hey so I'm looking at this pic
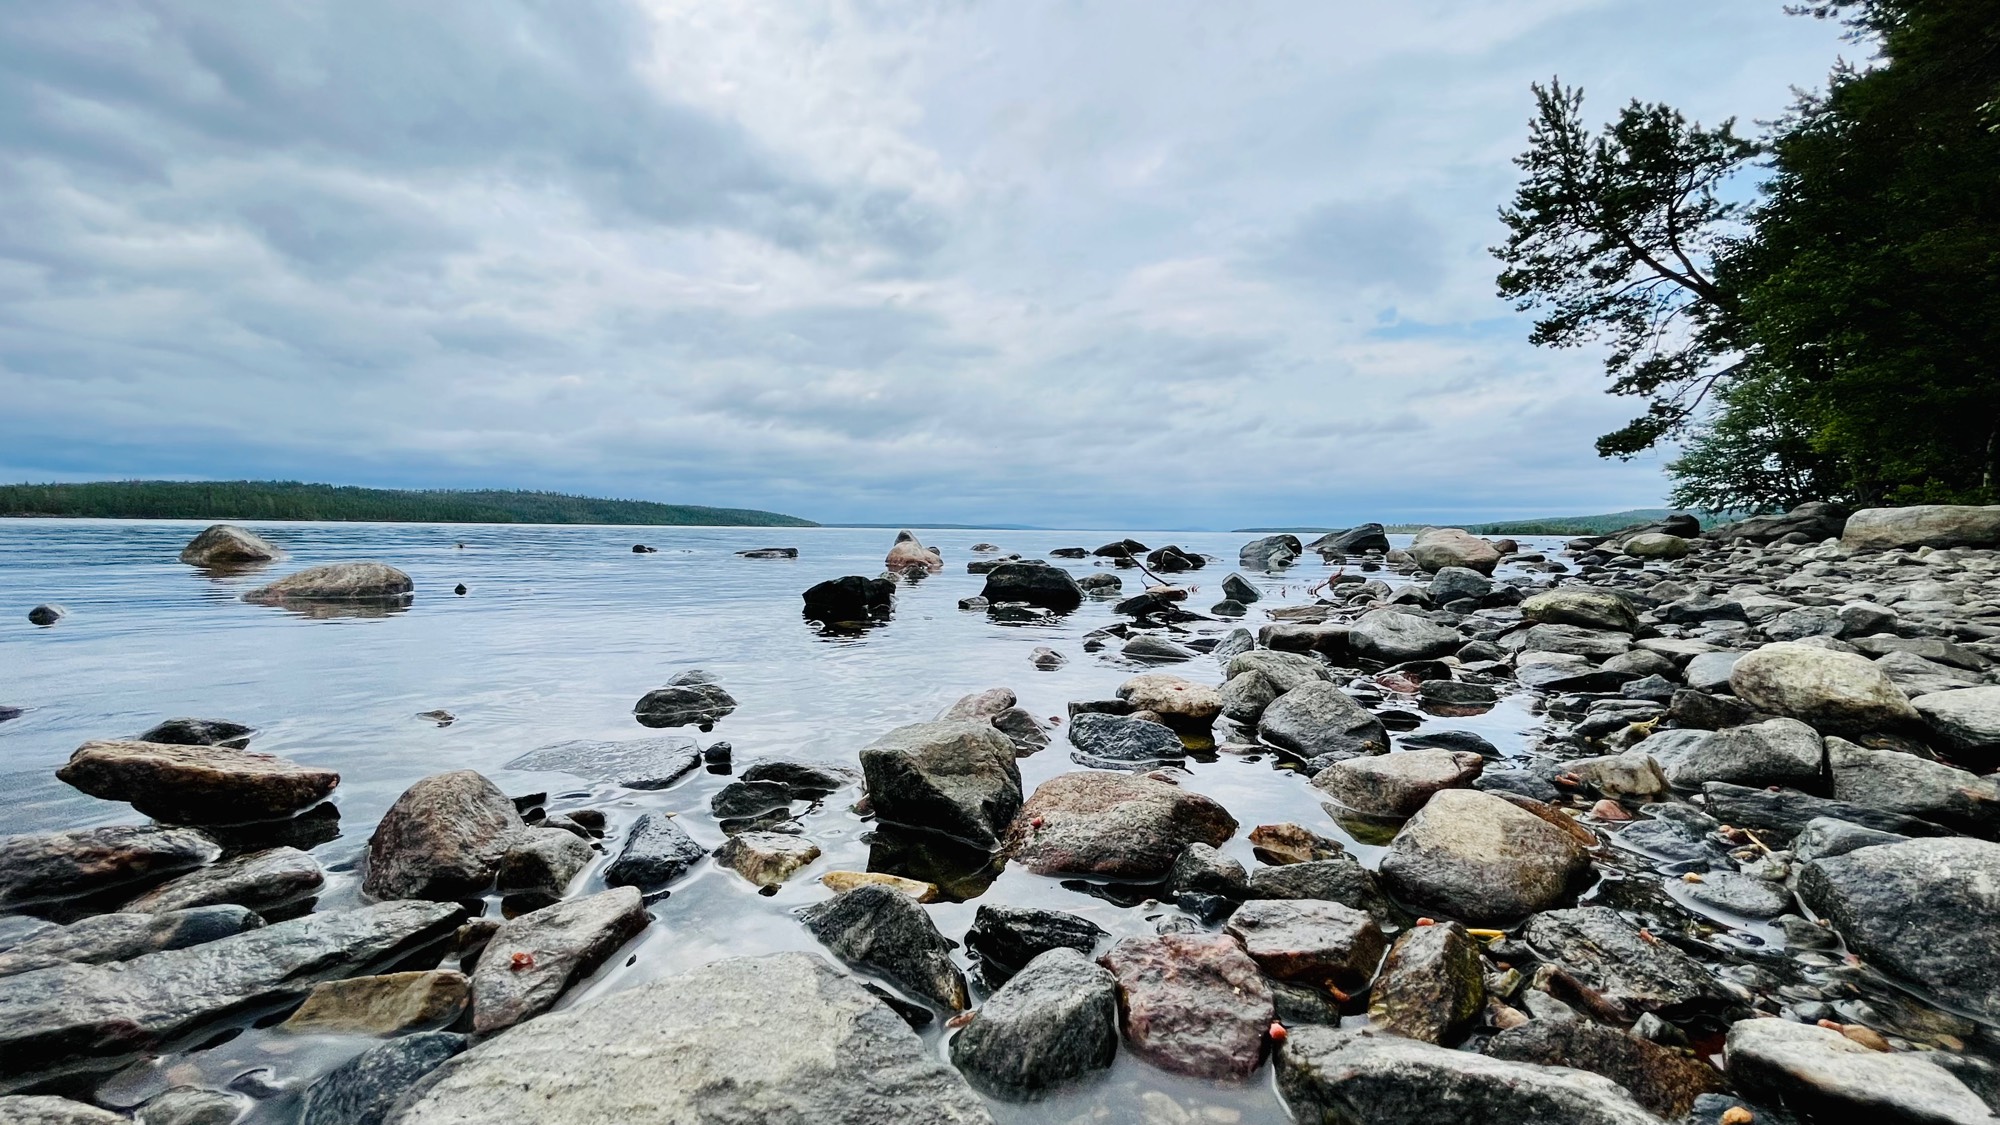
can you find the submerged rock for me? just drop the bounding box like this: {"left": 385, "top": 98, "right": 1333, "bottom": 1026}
{"left": 603, "top": 813, "right": 707, "bottom": 892}
{"left": 632, "top": 671, "right": 737, "bottom": 730}
{"left": 179, "top": 524, "right": 281, "bottom": 567}
{"left": 243, "top": 562, "right": 413, "bottom": 604}
{"left": 122, "top": 846, "right": 324, "bottom": 914}
{"left": 470, "top": 887, "right": 650, "bottom": 1034}
{"left": 0, "top": 826, "right": 219, "bottom": 909}
{"left": 364, "top": 771, "right": 524, "bottom": 901}
{"left": 134, "top": 718, "right": 254, "bottom": 749}
{"left": 949, "top": 948, "right": 1118, "bottom": 1097}
{"left": 0, "top": 900, "right": 462, "bottom": 1085}
{"left": 383, "top": 953, "right": 994, "bottom": 1125}
{"left": 1101, "top": 932, "right": 1273, "bottom": 1081}
{"left": 1276, "top": 1027, "right": 1660, "bottom": 1125}
{"left": 57, "top": 741, "right": 339, "bottom": 825}
{"left": 861, "top": 721, "right": 1022, "bottom": 849}
{"left": 1006, "top": 771, "right": 1237, "bottom": 879}
{"left": 799, "top": 883, "right": 969, "bottom": 1010}
{"left": 282, "top": 970, "right": 470, "bottom": 1036}
{"left": 714, "top": 832, "right": 821, "bottom": 887}
{"left": 1378, "top": 790, "right": 1592, "bottom": 923}
{"left": 504, "top": 736, "right": 700, "bottom": 790}
{"left": 301, "top": 1032, "right": 467, "bottom": 1125}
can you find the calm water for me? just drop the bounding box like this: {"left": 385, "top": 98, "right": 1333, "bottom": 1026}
{"left": 0, "top": 519, "right": 1565, "bottom": 1123}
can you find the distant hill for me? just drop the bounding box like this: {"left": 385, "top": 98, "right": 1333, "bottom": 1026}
{"left": 0, "top": 481, "right": 817, "bottom": 527}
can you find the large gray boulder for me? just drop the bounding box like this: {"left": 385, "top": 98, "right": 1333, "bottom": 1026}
{"left": 1520, "top": 588, "right": 1638, "bottom": 633}
{"left": 1729, "top": 642, "right": 1921, "bottom": 735}
{"left": 860, "top": 721, "right": 1022, "bottom": 849}
{"left": 0, "top": 826, "right": 218, "bottom": 909}
{"left": 1725, "top": 1017, "right": 1998, "bottom": 1123}
{"left": 1006, "top": 772, "right": 1236, "bottom": 879}
{"left": 1258, "top": 682, "right": 1390, "bottom": 759}
{"left": 1276, "top": 1027, "right": 1662, "bottom": 1125}
{"left": 1643, "top": 718, "right": 1824, "bottom": 790}
{"left": 1378, "top": 790, "right": 1592, "bottom": 923}
{"left": 363, "top": 771, "right": 524, "bottom": 901}
{"left": 1841, "top": 504, "right": 2000, "bottom": 550}
{"left": 1827, "top": 736, "right": 2000, "bottom": 838}
{"left": 1797, "top": 837, "right": 2000, "bottom": 1023}
{"left": 243, "top": 562, "right": 413, "bottom": 604}
{"left": 1912, "top": 686, "right": 2000, "bottom": 760}
{"left": 1312, "top": 524, "right": 1390, "bottom": 554}
{"left": 56, "top": 741, "right": 339, "bottom": 825}
{"left": 1348, "top": 611, "right": 1465, "bottom": 663}
{"left": 384, "top": 953, "right": 995, "bottom": 1125}
{"left": 0, "top": 901, "right": 461, "bottom": 1086}
{"left": 178, "top": 524, "right": 280, "bottom": 567}
{"left": 948, "top": 948, "right": 1116, "bottom": 1097}
{"left": 1407, "top": 529, "right": 1501, "bottom": 575}
{"left": 1239, "top": 534, "right": 1302, "bottom": 570}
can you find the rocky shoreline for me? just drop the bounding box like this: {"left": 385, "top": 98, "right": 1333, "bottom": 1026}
{"left": 5, "top": 508, "right": 2000, "bottom": 1124}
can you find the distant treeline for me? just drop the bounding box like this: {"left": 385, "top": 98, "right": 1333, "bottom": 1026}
{"left": 1461, "top": 509, "right": 1729, "bottom": 536}
{"left": 0, "top": 481, "right": 818, "bottom": 527}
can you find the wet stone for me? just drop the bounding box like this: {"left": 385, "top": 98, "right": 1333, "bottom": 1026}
{"left": 1367, "top": 921, "right": 1485, "bottom": 1044}
{"left": 949, "top": 947, "right": 1118, "bottom": 1098}
{"left": 57, "top": 741, "right": 339, "bottom": 825}
{"left": 603, "top": 813, "right": 707, "bottom": 892}
{"left": 714, "top": 831, "right": 820, "bottom": 887}
{"left": 963, "top": 904, "right": 1106, "bottom": 985}
{"left": 123, "top": 846, "right": 323, "bottom": 915}
{"left": 799, "top": 883, "right": 969, "bottom": 1010}
{"left": 1223, "top": 898, "right": 1385, "bottom": 988}
{"left": 0, "top": 906, "right": 263, "bottom": 977}
{"left": 1067, "top": 712, "right": 1186, "bottom": 767}
{"left": 1006, "top": 771, "right": 1237, "bottom": 880}
{"left": 282, "top": 970, "right": 470, "bottom": 1036}
{"left": 1487, "top": 1018, "right": 1727, "bottom": 1119}
{"left": 632, "top": 670, "right": 737, "bottom": 729}
{"left": 504, "top": 736, "right": 701, "bottom": 790}
{"left": 364, "top": 771, "right": 524, "bottom": 901}
{"left": 1101, "top": 932, "right": 1274, "bottom": 1081}
{"left": 300, "top": 1032, "right": 467, "bottom": 1125}
{"left": 1520, "top": 906, "right": 1728, "bottom": 1020}
{"left": 470, "top": 887, "right": 650, "bottom": 1034}
{"left": 0, "top": 826, "right": 220, "bottom": 909}
{"left": 134, "top": 718, "right": 254, "bottom": 749}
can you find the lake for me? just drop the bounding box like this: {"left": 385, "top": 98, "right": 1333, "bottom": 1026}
{"left": 0, "top": 519, "right": 1563, "bottom": 1123}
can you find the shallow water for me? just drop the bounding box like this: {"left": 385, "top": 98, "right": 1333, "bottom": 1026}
{"left": 2, "top": 519, "right": 1570, "bottom": 1121}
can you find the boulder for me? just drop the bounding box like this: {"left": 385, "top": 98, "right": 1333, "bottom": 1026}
{"left": 0, "top": 826, "right": 218, "bottom": 909}
{"left": 1276, "top": 1027, "right": 1662, "bottom": 1125}
{"left": 1428, "top": 566, "right": 1493, "bottom": 605}
{"left": 1239, "top": 534, "right": 1302, "bottom": 570}
{"left": 1312, "top": 749, "right": 1483, "bottom": 816}
{"left": 134, "top": 718, "right": 254, "bottom": 748}
{"left": 363, "top": 771, "right": 524, "bottom": 901}
{"left": 178, "top": 524, "right": 280, "bottom": 567}
{"left": 799, "top": 883, "right": 968, "bottom": 1010}
{"left": 801, "top": 575, "right": 895, "bottom": 622}
{"left": 1710, "top": 502, "right": 1847, "bottom": 544}
{"left": 632, "top": 671, "right": 736, "bottom": 729}
{"left": 504, "top": 736, "right": 700, "bottom": 790}
{"left": 1221, "top": 573, "right": 1261, "bottom": 603}
{"left": 1094, "top": 539, "right": 1148, "bottom": 558}
{"left": 1101, "top": 932, "right": 1272, "bottom": 1080}
{"left": 603, "top": 813, "right": 707, "bottom": 892}
{"left": 1145, "top": 545, "right": 1204, "bottom": 572}
{"left": 1117, "top": 673, "right": 1222, "bottom": 727}
{"left": 282, "top": 970, "right": 470, "bottom": 1036}
{"left": 1725, "top": 1017, "right": 1996, "bottom": 1123}
{"left": 0, "top": 1097, "right": 126, "bottom": 1124}
{"left": 470, "top": 887, "right": 650, "bottom": 1033}
{"left": 884, "top": 530, "right": 944, "bottom": 573}
{"left": 1348, "top": 611, "right": 1465, "bottom": 663}
{"left": 26, "top": 604, "right": 66, "bottom": 626}
{"left": 243, "top": 562, "right": 413, "bottom": 604}
{"left": 949, "top": 948, "right": 1117, "bottom": 1097}
{"left": 1827, "top": 737, "right": 2000, "bottom": 838}
{"left": 1312, "top": 524, "right": 1391, "bottom": 554}
{"left": 1248, "top": 823, "right": 1347, "bottom": 865}
{"left": 860, "top": 722, "right": 1022, "bottom": 849}
{"left": 714, "top": 832, "right": 821, "bottom": 887}
{"left": 1520, "top": 588, "right": 1639, "bottom": 633}
{"left": 1407, "top": 528, "right": 1501, "bottom": 575}
{"left": 1489, "top": 1019, "right": 1726, "bottom": 1119}
{"left": 1520, "top": 906, "right": 1728, "bottom": 1019}
{"left": 494, "top": 830, "right": 594, "bottom": 897}
{"left": 122, "top": 846, "right": 323, "bottom": 914}
{"left": 1841, "top": 504, "right": 2000, "bottom": 550}
{"left": 1912, "top": 686, "right": 2000, "bottom": 760}
{"left": 979, "top": 561, "right": 1083, "bottom": 611}
{"left": 1257, "top": 682, "right": 1390, "bottom": 759}
{"left": 1622, "top": 533, "right": 1691, "bottom": 559}
{"left": 1121, "top": 634, "right": 1196, "bottom": 663}
{"left": 963, "top": 905, "right": 1106, "bottom": 984}
{"left": 1797, "top": 836, "right": 2000, "bottom": 1022}
{"left": 1702, "top": 781, "right": 1954, "bottom": 842}
{"left": 1224, "top": 899, "right": 1385, "bottom": 988}
{"left": 56, "top": 741, "right": 338, "bottom": 825}
{"left": 1643, "top": 718, "right": 1824, "bottom": 790}
{"left": 1246, "top": 855, "right": 1398, "bottom": 924}
{"left": 1378, "top": 790, "right": 1592, "bottom": 923}
{"left": 1006, "top": 772, "right": 1236, "bottom": 879}
{"left": 1729, "top": 642, "right": 1922, "bottom": 735}
{"left": 1067, "top": 713, "right": 1185, "bottom": 767}
{"left": 0, "top": 901, "right": 462, "bottom": 1085}
{"left": 1564, "top": 751, "right": 1670, "bottom": 803}
{"left": 300, "top": 1032, "right": 467, "bottom": 1125}
{"left": 0, "top": 907, "right": 263, "bottom": 977}
{"left": 1367, "top": 921, "right": 1484, "bottom": 1043}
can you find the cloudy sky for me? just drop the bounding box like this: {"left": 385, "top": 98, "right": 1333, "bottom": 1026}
{"left": 1, "top": 2, "right": 1853, "bottom": 528}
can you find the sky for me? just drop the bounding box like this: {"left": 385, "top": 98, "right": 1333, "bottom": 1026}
{"left": 0, "top": 1, "right": 1857, "bottom": 529}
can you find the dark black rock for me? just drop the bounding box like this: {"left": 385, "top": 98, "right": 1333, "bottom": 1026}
{"left": 963, "top": 904, "right": 1106, "bottom": 984}
{"left": 739, "top": 759, "right": 860, "bottom": 795}
{"left": 28, "top": 604, "right": 66, "bottom": 626}
{"left": 949, "top": 948, "right": 1117, "bottom": 1098}
{"left": 1401, "top": 729, "right": 1499, "bottom": 757}
{"left": 1519, "top": 906, "right": 1730, "bottom": 1020}
{"left": 1700, "top": 782, "right": 1952, "bottom": 843}
{"left": 604, "top": 814, "right": 707, "bottom": 892}
{"left": 1049, "top": 547, "right": 1089, "bottom": 559}
{"left": 737, "top": 547, "right": 798, "bottom": 559}
{"left": 709, "top": 780, "right": 797, "bottom": 819}
{"left": 1246, "top": 855, "right": 1399, "bottom": 927}
{"left": 300, "top": 1031, "right": 467, "bottom": 1125}
{"left": 633, "top": 671, "right": 736, "bottom": 730}
{"left": 798, "top": 883, "right": 968, "bottom": 1010}
{"left": 135, "top": 719, "right": 255, "bottom": 749}
{"left": 0, "top": 825, "right": 220, "bottom": 910}
{"left": 801, "top": 575, "right": 896, "bottom": 624}
{"left": 1310, "top": 524, "right": 1391, "bottom": 555}
{"left": 1067, "top": 712, "right": 1185, "bottom": 767}
{"left": 1093, "top": 539, "right": 1148, "bottom": 558}
{"left": 977, "top": 561, "right": 1083, "bottom": 612}
{"left": 1473, "top": 770, "right": 1563, "bottom": 803}
{"left": 1145, "top": 545, "right": 1203, "bottom": 572}
{"left": 505, "top": 737, "right": 701, "bottom": 791}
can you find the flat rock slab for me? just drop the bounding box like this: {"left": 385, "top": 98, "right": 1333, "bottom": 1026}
{"left": 1378, "top": 789, "right": 1592, "bottom": 924}
{"left": 122, "top": 846, "right": 323, "bottom": 914}
{"left": 1006, "top": 771, "right": 1237, "bottom": 880}
{"left": 1797, "top": 836, "right": 2000, "bottom": 1023}
{"left": 504, "top": 737, "right": 700, "bottom": 791}
{"left": 800, "top": 883, "right": 969, "bottom": 1010}
{"left": 0, "top": 826, "right": 219, "bottom": 909}
{"left": 0, "top": 1096, "right": 127, "bottom": 1124}
{"left": 283, "top": 970, "right": 470, "bottom": 1036}
{"left": 301, "top": 1032, "right": 467, "bottom": 1125}
{"left": 1224, "top": 899, "right": 1384, "bottom": 988}
{"left": 1487, "top": 1018, "right": 1726, "bottom": 1118}
{"left": 386, "top": 953, "right": 995, "bottom": 1125}
{"left": 949, "top": 947, "right": 1117, "bottom": 1097}
{"left": 1277, "top": 1027, "right": 1660, "bottom": 1125}
{"left": 364, "top": 771, "right": 523, "bottom": 901}
{"left": 1101, "top": 932, "right": 1273, "bottom": 1081}
{"left": 1725, "top": 1017, "right": 1996, "bottom": 1123}
{"left": 0, "top": 900, "right": 462, "bottom": 1087}
{"left": 603, "top": 813, "right": 706, "bottom": 891}
{"left": 0, "top": 907, "right": 261, "bottom": 977}
{"left": 57, "top": 741, "right": 339, "bottom": 825}
{"left": 1313, "top": 749, "right": 1484, "bottom": 816}
{"left": 470, "top": 887, "right": 649, "bottom": 1034}
{"left": 963, "top": 905, "right": 1106, "bottom": 984}
{"left": 1067, "top": 713, "right": 1186, "bottom": 767}
{"left": 1520, "top": 906, "right": 1727, "bottom": 1020}
{"left": 714, "top": 831, "right": 820, "bottom": 887}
